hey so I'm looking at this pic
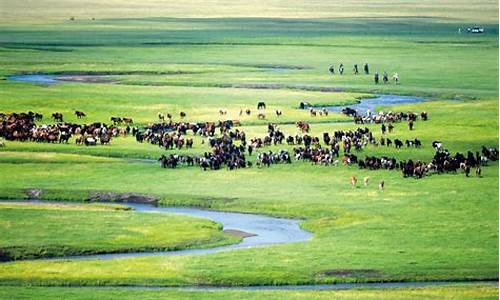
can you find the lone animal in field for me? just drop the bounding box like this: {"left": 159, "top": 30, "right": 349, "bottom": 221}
{"left": 363, "top": 177, "right": 369, "bottom": 187}
{"left": 296, "top": 121, "right": 310, "bottom": 133}
{"left": 257, "top": 101, "right": 266, "bottom": 110}
{"left": 51, "top": 112, "right": 63, "bottom": 122}
{"left": 74, "top": 110, "right": 86, "bottom": 119}
{"left": 350, "top": 176, "right": 357, "bottom": 188}
{"left": 180, "top": 111, "right": 186, "bottom": 119}
{"left": 379, "top": 180, "right": 385, "bottom": 191}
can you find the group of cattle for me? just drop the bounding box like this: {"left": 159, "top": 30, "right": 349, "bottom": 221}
{"left": 400, "top": 146, "right": 498, "bottom": 179}
{"left": 342, "top": 109, "right": 428, "bottom": 125}
{"left": 0, "top": 111, "right": 131, "bottom": 146}
{"left": 159, "top": 134, "right": 250, "bottom": 170}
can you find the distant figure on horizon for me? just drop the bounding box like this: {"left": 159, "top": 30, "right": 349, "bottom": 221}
{"left": 328, "top": 65, "right": 335, "bottom": 74}
{"left": 393, "top": 73, "right": 399, "bottom": 84}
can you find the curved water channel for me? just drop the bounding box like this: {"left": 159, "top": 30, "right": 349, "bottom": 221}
{"left": 7, "top": 74, "right": 427, "bottom": 113}
{"left": 1, "top": 202, "right": 497, "bottom": 290}
{"left": 3, "top": 200, "right": 312, "bottom": 260}
{"left": 320, "top": 94, "right": 427, "bottom": 114}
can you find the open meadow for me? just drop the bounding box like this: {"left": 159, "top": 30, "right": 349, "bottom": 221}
{"left": 0, "top": 0, "right": 498, "bottom": 299}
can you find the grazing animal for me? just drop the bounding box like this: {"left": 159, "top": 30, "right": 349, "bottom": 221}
{"left": 299, "top": 102, "right": 311, "bottom": 109}
{"left": 257, "top": 101, "right": 266, "bottom": 110}
{"left": 363, "top": 177, "right": 369, "bottom": 187}
{"left": 75, "top": 135, "right": 84, "bottom": 145}
{"left": 51, "top": 112, "right": 63, "bottom": 122}
{"left": 74, "top": 110, "right": 86, "bottom": 119}
{"left": 100, "top": 133, "right": 111, "bottom": 145}
{"left": 111, "top": 116, "right": 122, "bottom": 124}
{"left": 350, "top": 176, "right": 358, "bottom": 188}
{"left": 379, "top": 180, "right": 385, "bottom": 191}
{"left": 342, "top": 107, "right": 357, "bottom": 117}
{"left": 296, "top": 121, "right": 310, "bottom": 133}
{"left": 432, "top": 141, "right": 443, "bottom": 151}
{"left": 84, "top": 137, "right": 97, "bottom": 146}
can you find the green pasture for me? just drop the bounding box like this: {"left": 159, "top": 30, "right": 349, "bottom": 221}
{"left": 0, "top": 2, "right": 498, "bottom": 299}
{"left": 0, "top": 98, "right": 497, "bottom": 286}
{"left": 0, "top": 202, "right": 237, "bottom": 260}
{"left": 0, "top": 284, "right": 498, "bottom": 300}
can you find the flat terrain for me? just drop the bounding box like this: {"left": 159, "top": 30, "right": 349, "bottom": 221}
{"left": 0, "top": 0, "right": 498, "bottom": 299}
{"left": 0, "top": 284, "right": 498, "bottom": 300}
{"left": 0, "top": 202, "right": 237, "bottom": 260}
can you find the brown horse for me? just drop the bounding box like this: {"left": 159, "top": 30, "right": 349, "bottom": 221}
{"left": 296, "top": 121, "right": 310, "bottom": 133}
{"left": 74, "top": 111, "right": 86, "bottom": 119}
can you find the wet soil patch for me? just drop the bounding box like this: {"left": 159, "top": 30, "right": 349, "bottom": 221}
{"left": 88, "top": 192, "right": 158, "bottom": 204}
{"left": 317, "top": 269, "right": 383, "bottom": 278}
{"left": 223, "top": 229, "right": 257, "bottom": 238}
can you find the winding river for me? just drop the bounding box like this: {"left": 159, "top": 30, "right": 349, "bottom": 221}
{"left": 0, "top": 200, "right": 496, "bottom": 290}
{"left": 321, "top": 94, "right": 427, "bottom": 114}
{"left": 2, "top": 200, "right": 312, "bottom": 260}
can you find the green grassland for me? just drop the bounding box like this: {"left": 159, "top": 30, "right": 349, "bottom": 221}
{"left": 0, "top": 0, "right": 498, "bottom": 22}
{"left": 0, "top": 284, "right": 498, "bottom": 300}
{"left": 0, "top": 202, "right": 238, "bottom": 260}
{"left": 0, "top": 1, "right": 498, "bottom": 299}
{"left": 0, "top": 98, "right": 496, "bottom": 286}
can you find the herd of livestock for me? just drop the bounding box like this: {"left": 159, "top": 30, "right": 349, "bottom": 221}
{"left": 0, "top": 107, "right": 497, "bottom": 180}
